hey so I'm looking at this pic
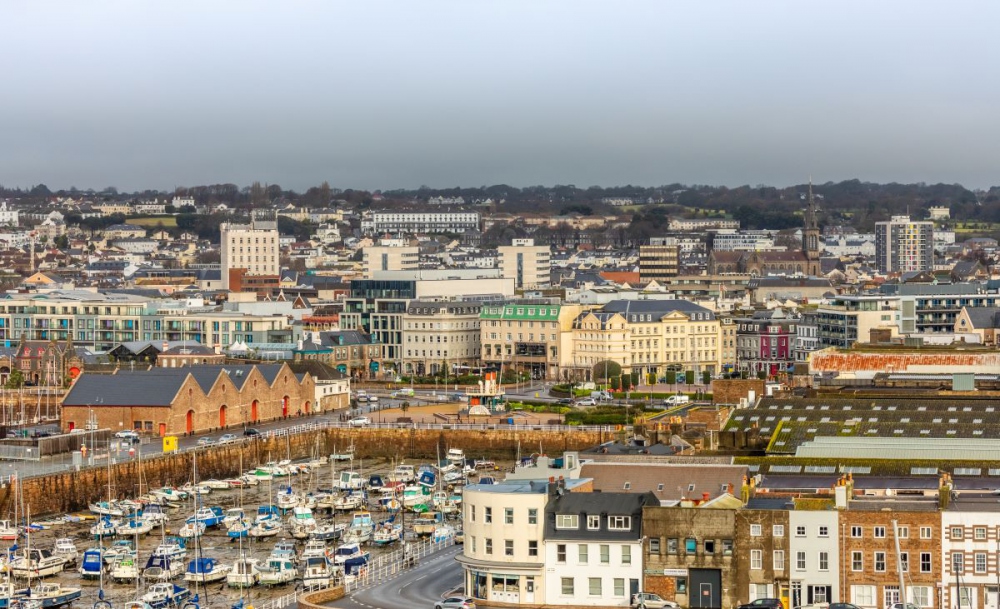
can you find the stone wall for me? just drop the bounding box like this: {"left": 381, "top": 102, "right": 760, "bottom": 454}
{"left": 5, "top": 426, "right": 602, "bottom": 516}
{"left": 298, "top": 585, "right": 345, "bottom": 609}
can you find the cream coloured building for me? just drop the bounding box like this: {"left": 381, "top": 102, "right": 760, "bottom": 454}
{"left": 220, "top": 211, "right": 280, "bottom": 290}
{"left": 363, "top": 239, "right": 419, "bottom": 278}
{"left": 401, "top": 298, "right": 486, "bottom": 376}
{"left": 479, "top": 300, "right": 583, "bottom": 380}
{"left": 499, "top": 238, "right": 551, "bottom": 289}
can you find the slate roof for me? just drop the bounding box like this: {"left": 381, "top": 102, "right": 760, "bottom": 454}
{"left": 601, "top": 299, "right": 715, "bottom": 320}
{"left": 579, "top": 462, "right": 747, "bottom": 504}
{"left": 544, "top": 491, "right": 657, "bottom": 541}
{"left": 963, "top": 307, "right": 1000, "bottom": 330}
{"left": 62, "top": 364, "right": 289, "bottom": 407}
{"left": 317, "top": 331, "right": 373, "bottom": 347}
{"left": 285, "top": 360, "right": 348, "bottom": 381}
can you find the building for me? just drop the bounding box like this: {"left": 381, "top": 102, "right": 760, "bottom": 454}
{"left": 814, "top": 295, "right": 900, "bottom": 348}
{"left": 292, "top": 330, "right": 380, "bottom": 379}
{"left": 543, "top": 488, "right": 657, "bottom": 607}
{"left": 220, "top": 211, "right": 280, "bottom": 290}
{"left": 875, "top": 215, "right": 934, "bottom": 273}
{"left": 361, "top": 211, "right": 480, "bottom": 235}
{"left": 479, "top": 300, "right": 581, "bottom": 381}
{"left": 0, "top": 201, "right": 19, "bottom": 227}
{"left": 669, "top": 218, "right": 740, "bottom": 231}
{"left": 928, "top": 206, "right": 950, "bottom": 221}
{"left": 362, "top": 239, "right": 418, "bottom": 278}
{"left": 954, "top": 306, "right": 1000, "bottom": 346}
{"left": 458, "top": 479, "right": 559, "bottom": 606}
{"left": 735, "top": 309, "right": 798, "bottom": 378}
{"left": 708, "top": 230, "right": 777, "bottom": 252}
{"left": 498, "top": 239, "right": 551, "bottom": 289}
{"left": 60, "top": 363, "right": 318, "bottom": 434}
{"left": 786, "top": 510, "right": 840, "bottom": 607}
{"left": 707, "top": 185, "right": 821, "bottom": 277}
{"left": 639, "top": 238, "right": 680, "bottom": 283}
{"left": 402, "top": 298, "right": 485, "bottom": 376}
{"left": 942, "top": 500, "right": 1000, "bottom": 609}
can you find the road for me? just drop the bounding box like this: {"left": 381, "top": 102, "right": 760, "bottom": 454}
{"left": 333, "top": 545, "right": 464, "bottom": 609}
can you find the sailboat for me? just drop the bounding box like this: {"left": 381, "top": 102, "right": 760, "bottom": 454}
{"left": 184, "top": 452, "right": 231, "bottom": 586}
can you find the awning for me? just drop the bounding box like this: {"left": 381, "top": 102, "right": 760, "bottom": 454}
{"left": 455, "top": 555, "right": 543, "bottom": 573}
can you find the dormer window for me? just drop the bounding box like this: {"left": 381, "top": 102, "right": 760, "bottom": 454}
{"left": 587, "top": 515, "right": 600, "bottom": 530}
{"left": 608, "top": 516, "right": 632, "bottom": 531}
{"left": 555, "top": 514, "right": 579, "bottom": 530}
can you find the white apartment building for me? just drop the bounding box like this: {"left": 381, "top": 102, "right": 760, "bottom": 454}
{"left": 941, "top": 509, "right": 1000, "bottom": 609}
{"left": 543, "top": 487, "right": 655, "bottom": 607}
{"left": 710, "top": 230, "right": 778, "bottom": 252}
{"left": 363, "top": 239, "right": 419, "bottom": 278}
{"left": 401, "top": 298, "right": 485, "bottom": 375}
{"left": 0, "top": 202, "right": 19, "bottom": 227}
{"left": 361, "top": 211, "right": 480, "bottom": 235}
{"left": 458, "top": 480, "right": 554, "bottom": 606}
{"left": 669, "top": 218, "right": 739, "bottom": 231}
{"left": 499, "top": 238, "right": 551, "bottom": 289}
{"left": 220, "top": 211, "right": 280, "bottom": 290}
{"left": 787, "top": 511, "right": 840, "bottom": 608}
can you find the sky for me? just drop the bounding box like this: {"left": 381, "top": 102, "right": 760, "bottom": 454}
{"left": 2, "top": 1, "right": 999, "bottom": 193}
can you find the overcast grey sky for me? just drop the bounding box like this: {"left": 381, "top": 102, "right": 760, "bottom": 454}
{"left": 2, "top": 1, "right": 998, "bottom": 192}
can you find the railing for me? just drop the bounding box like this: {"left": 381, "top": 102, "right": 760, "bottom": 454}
{"left": 345, "top": 534, "right": 456, "bottom": 594}
{"left": 257, "top": 588, "right": 299, "bottom": 609}
{"left": 328, "top": 421, "right": 615, "bottom": 433}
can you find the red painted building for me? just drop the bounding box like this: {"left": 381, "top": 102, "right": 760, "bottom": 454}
{"left": 735, "top": 309, "right": 798, "bottom": 378}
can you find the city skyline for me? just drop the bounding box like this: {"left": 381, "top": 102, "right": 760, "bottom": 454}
{"left": 2, "top": 1, "right": 999, "bottom": 192}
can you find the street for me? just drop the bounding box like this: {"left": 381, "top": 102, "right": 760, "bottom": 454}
{"left": 333, "top": 545, "right": 464, "bottom": 609}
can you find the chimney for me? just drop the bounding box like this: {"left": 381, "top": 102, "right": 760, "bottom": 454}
{"left": 834, "top": 485, "right": 848, "bottom": 510}
{"left": 548, "top": 476, "right": 557, "bottom": 496}
{"left": 702, "top": 492, "right": 710, "bottom": 503}
{"left": 162, "top": 341, "right": 169, "bottom": 352}
{"left": 214, "top": 343, "right": 222, "bottom": 355}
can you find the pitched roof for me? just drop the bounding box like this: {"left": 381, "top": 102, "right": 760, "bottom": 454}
{"left": 962, "top": 307, "right": 1000, "bottom": 330}
{"left": 544, "top": 491, "right": 657, "bottom": 541}
{"left": 601, "top": 299, "right": 716, "bottom": 320}
{"left": 579, "top": 462, "right": 748, "bottom": 504}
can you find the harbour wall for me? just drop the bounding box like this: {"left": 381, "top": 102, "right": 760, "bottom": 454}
{"left": 1, "top": 427, "right": 604, "bottom": 516}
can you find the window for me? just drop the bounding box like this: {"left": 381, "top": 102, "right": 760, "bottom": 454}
{"left": 898, "top": 526, "right": 909, "bottom": 539}
{"left": 852, "top": 551, "right": 863, "bottom": 571}
{"left": 561, "top": 577, "right": 574, "bottom": 596}
{"left": 677, "top": 577, "right": 688, "bottom": 594}
{"left": 528, "top": 540, "right": 538, "bottom": 557}
{"left": 667, "top": 539, "right": 678, "bottom": 554}
{"left": 614, "top": 578, "right": 625, "bottom": 597}
{"left": 900, "top": 552, "right": 909, "bottom": 573}
{"left": 796, "top": 551, "right": 806, "bottom": 570}
{"left": 587, "top": 515, "right": 600, "bottom": 530}
{"left": 751, "top": 549, "right": 763, "bottom": 570}
{"left": 875, "top": 552, "right": 886, "bottom": 572}
{"left": 589, "top": 578, "right": 601, "bottom": 596}
{"left": 685, "top": 538, "right": 697, "bottom": 553}
{"left": 952, "top": 552, "right": 964, "bottom": 573}
{"left": 528, "top": 508, "right": 537, "bottom": 525}
{"left": 485, "top": 507, "right": 492, "bottom": 523}
{"left": 622, "top": 545, "right": 632, "bottom": 565}
{"left": 556, "top": 514, "right": 578, "bottom": 529}
{"left": 853, "top": 585, "right": 876, "bottom": 607}
{"left": 557, "top": 544, "right": 566, "bottom": 563}
{"left": 704, "top": 540, "right": 716, "bottom": 555}
{"left": 920, "top": 552, "right": 932, "bottom": 573}
{"left": 951, "top": 526, "right": 964, "bottom": 540}
{"left": 975, "top": 527, "right": 987, "bottom": 540}
{"left": 920, "top": 526, "right": 932, "bottom": 539}
{"left": 976, "top": 553, "right": 987, "bottom": 573}
{"left": 750, "top": 524, "right": 762, "bottom": 537}
{"left": 649, "top": 539, "right": 661, "bottom": 554}
{"left": 504, "top": 508, "right": 513, "bottom": 525}
{"left": 608, "top": 516, "right": 631, "bottom": 530}
{"left": 774, "top": 550, "right": 785, "bottom": 571}
{"left": 795, "top": 525, "right": 806, "bottom": 537}
{"left": 598, "top": 545, "right": 609, "bottom": 564}
{"left": 911, "top": 586, "right": 931, "bottom": 608}
{"left": 960, "top": 587, "right": 973, "bottom": 609}
{"left": 485, "top": 538, "right": 493, "bottom": 555}
{"left": 874, "top": 526, "right": 886, "bottom": 538}
{"left": 505, "top": 540, "right": 514, "bottom": 556}
{"left": 579, "top": 544, "right": 588, "bottom": 564}
{"left": 773, "top": 525, "right": 785, "bottom": 537}
{"left": 722, "top": 539, "right": 734, "bottom": 555}
{"left": 819, "top": 551, "right": 829, "bottom": 571}
{"left": 818, "top": 526, "right": 829, "bottom": 537}
{"left": 851, "top": 525, "right": 863, "bottom": 538}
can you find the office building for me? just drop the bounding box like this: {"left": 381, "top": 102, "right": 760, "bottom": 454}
{"left": 361, "top": 211, "right": 481, "bottom": 235}
{"left": 639, "top": 238, "right": 679, "bottom": 283}
{"left": 220, "top": 211, "right": 280, "bottom": 290}
{"left": 362, "top": 239, "right": 419, "bottom": 278}
{"left": 499, "top": 239, "right": 551, "bottom": 289}
{"left": 875, "top": 215, "right": 933, "bottom": 273}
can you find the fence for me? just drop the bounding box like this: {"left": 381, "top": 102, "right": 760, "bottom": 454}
{"left": 256, "top": 588, "right": 299, "bottom": 609}
{"left": 345, "top": 534, "right": 456, "bottom": 594}
{"left": 329, "top": 420, "right": 616, "bottom": 433}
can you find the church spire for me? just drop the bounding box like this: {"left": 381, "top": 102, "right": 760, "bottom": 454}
{"left": 805, "top": 177, "right": 819, "bottom": 230}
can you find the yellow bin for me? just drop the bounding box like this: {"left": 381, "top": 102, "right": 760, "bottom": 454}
{"left": 162, "top": 436, "right": 179, "bottom": 453}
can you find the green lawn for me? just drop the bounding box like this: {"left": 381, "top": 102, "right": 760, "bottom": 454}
{"left": 126, "top": 216, "right": 178, "bottom": 227}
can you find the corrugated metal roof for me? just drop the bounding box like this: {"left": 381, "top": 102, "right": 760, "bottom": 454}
{"left": 795, "top": 436, "right": 1000, "bottom": 460}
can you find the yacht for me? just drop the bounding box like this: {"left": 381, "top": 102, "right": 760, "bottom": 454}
{"left": 302, "top": 556, "right": 339, "bottom": 589}
{"left": 256, "top": 557, "right": 297, "bottom": 586}
{"left": 90, "top": 516, "right": 118, "bottom": 539}
{"left": 9, "top": 548, "right": 68, "bottom": 578}
{"left": 184, "top": 557, "right": 231, "bottom": 583}
{"left": 116, "top": 516, "right": 153, "bottom": 537}
{"left": 248, "top": 520, "right": 281, "bottom": 538}
{"left": 178, "top": 521, "right": 205, "bottom": 539}
{"left": 333, "top": 491, "right": 365, "bottom": 512}
{"left": 289, "top": 506, "right": 317, "bottom": 530}
{"left": 52, "top": 539, "right": 79, "bottom": 566}
{"left": 301, "top": 539, "right": 328, "bottom": 559}
{"left": 372, "top": 522, "right": 403, "bottom": 546}
{"left": 201, "top": 479, "right": 229, "bottom": 490}
{"left": 151, "top": 537, "right": 187, "bottom": 561}
{"left": 227, "top": 519, "right": 251, "bottom": 539}
{"left": 332, "top": 542, "right": 363, "bottom": 565}
{"left": 0, "top": 520, "right": 18, "bottom": 541}
{"left": 140, "top": 583, "right": 191, "bottom": 609}
{"left": 309, "top": 522, "right": 346, "bottom": 542}
{"left": 142, "top": 554, "right": 186, "bottom": 581}
{"left": 13, "top": 583, "right": 81, "bottom": 608}
{"left": 110, "top": 552, "right": 141, "bottom": 582}
{"left": 78, "top": 548, "right": 107, "bottom": 580}
{"left": 222, "top": 508, "right": 246, "bottom": 528}
{"left": 226, "top": 556, "right": 260, "bottom": 589}
{"left": 186, "top": 507, "right": 225, "bottom": 528}
{"left": 446, "top": 448, "right": 465, "bottom": 467}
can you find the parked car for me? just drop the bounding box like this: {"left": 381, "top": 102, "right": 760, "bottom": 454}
{"left": 830, "top": 603, "right": 864, "bottom": 609}
{"left": 243, "top": 428, "right": 261, "bottom": 437}
{"left": 368, "top": 395, "right": 379, "bottom": 403}
{"left": 197, "top": 437, "right": 214, "bottom": 446}
{"left": 453, "top": 530, "right": 464, "bottom": 544}
{"left": 575, "top": 397, "right": 597, "bottom": 407}
{"left": 738, "top": 599, "right": 784, "bottom": 609}
{"left": 631, "top": 592, "right": 678, "bottom": 608}
{"left": 591, "top": 390, "right": 613, "bottom": 401}
{"left": 556, "top": 398, "right": 573, "bottom": 405}
{"left": 115, "top": 430, "right": 140, "bottom": 444}
{"left": 355, "top": 390, "right": 369, "bottom": 402}
{"left": 218, "top": 433, "right": 238, "bottom": 444}
{"left": 887, "top": 604, "right": 919, "bottom": 609}
{"left": 348, "top": 417, "right": 371, "bottom": 428}
{"left": 434, "top": 597, "right": 476, "bottom": 609}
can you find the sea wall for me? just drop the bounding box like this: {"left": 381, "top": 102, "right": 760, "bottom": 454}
{"left": 3, "top": 427, "right": 604, "bottom": 516}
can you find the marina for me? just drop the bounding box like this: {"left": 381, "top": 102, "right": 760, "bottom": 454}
{"left": 0, "top": 449, "right": 486, "bottom": 609}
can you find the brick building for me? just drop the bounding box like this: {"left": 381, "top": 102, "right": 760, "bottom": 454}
{"left": 61, "top": 363, "right": 317, "bottom": 436}
{"left": 736, "top": 504, "right": 791, "bottom": 609}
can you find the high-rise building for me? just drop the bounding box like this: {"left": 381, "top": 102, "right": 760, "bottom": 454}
{"left": 639, "top": 237, "right": 679, "bottom": 283}
{"left": 362, "top": 239, "right": 419, "bottom": 278}
{"left": 875, "top": 215, "right": 934, "bottom": 273}
{"left": 498, "top": 238, "right": 551, "bottom": 289}
{"left": 220, "top": 211, "right": 280, "bottom": 290}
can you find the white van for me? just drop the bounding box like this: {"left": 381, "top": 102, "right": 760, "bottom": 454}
{"left": 663, "top": 394, "right": 690, "bottom": 406}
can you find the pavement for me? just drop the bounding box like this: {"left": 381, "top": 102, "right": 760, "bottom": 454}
{"left": 333, "top": 545, "right": 464, "bottom": 609}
